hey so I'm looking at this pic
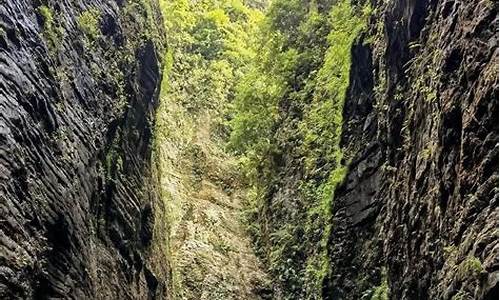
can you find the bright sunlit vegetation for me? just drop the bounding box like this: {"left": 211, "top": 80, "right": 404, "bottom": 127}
{"left": 157, "top": 0, "right": 372, "bottom": 298}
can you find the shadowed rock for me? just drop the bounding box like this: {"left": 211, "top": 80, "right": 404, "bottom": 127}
{"left": 0, "top": 1, "right": 168, "bottom": 299}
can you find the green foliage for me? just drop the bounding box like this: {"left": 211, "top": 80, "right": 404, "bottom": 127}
{"left": 78, "top": 9, "right": 101, "bottom": 40}
{"left": 421, "top": 142, "right": 436, "bottom": 160}
{"left": 371, "top": 278, "right": 389, "bottom": 300}
{"left": 157, "top": 0, "right": 372, "bottom": 298}
{"left": 38, "top": 6, "right": 54, "bottom": 29}
{"left": 121, "top": 0, "right": 165, "bottom": 56}
{"left": 155, "top": 1, "right": 264, "bottom": 297}
{"left": 38, "top": 5, "right": 63, "bottom": 50}
{"left": 159, "top": 0, "right": 262, "bottom": 114}
{"left": 458, "top": 256, "right": 484, "bottom": 277}
{"left": 228, "top": 0, "right": 371, "bottom": 298}
{"left": 105, "top": 134, "right": 124, "bottom": 181}
{"left": 451, "top": 291, "right": 468, "bottom": 300}
{"left": 300, "top": 0, "right": 370, "bottom": 161}
{"left": 191, "top": 9, "right": 228, "bottom": 59}
{"left": 228, "top": 66, "right": 283, "bottom": 154}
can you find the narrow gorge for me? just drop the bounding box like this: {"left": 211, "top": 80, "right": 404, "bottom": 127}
{"left": 0, "top": 0, "right": 498, "bottom": 300}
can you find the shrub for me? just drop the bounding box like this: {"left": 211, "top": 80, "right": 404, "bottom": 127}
{"left": 78, "top": 8, "right": 101, "bottom": 40}
{"left": 38, "top": 5, "right": 61, "bottom": 49}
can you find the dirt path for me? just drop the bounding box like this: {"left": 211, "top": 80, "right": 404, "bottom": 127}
{"left": 156, "top": 105, "right": 271, "bottom": 300}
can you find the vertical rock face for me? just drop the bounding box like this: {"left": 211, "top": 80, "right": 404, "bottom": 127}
{"left": 0, "top": 1, "right": 168, "bottom": 299}
{"left": 325, "top": 0, "right": 498, "bottom": 299}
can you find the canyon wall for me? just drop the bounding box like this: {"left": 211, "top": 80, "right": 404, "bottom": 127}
{"left": 324, "top": 0, "right": 498, "bottom": 299}
{"left": 0, "top": 1, "right": 169, "bottom": 298}
{"left": 0, "top": 0, "right": 497, "bottom": 299}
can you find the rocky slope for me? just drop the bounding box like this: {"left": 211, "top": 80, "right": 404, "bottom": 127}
{"left": 156, "top": 105, "right": 272, "bottom": 299}
{"left": 154, "top": 1, "right": 272, "bottom": 298}
{"left": 324, "top": 0, "right": 498, "bottom": 299}
{"left": 0, "top": 0, "right": 168, "bottom": 299}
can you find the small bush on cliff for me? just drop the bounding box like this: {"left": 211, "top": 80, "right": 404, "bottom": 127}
{"left": 38, "top": 5, "right": 63, "bottom": 50}
{"left": 78, "top": 9, "right": 101, "bottom": 41}
{"left": 38, "top": 6, "right": 54, "bottom": 30}
{"left": 458, "top": 256, "right": 484, "bottom": 278}
{"left": 371, "top": 281, "right": 389, "bottom": 300}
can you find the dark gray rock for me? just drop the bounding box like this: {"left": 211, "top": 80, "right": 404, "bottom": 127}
{"left": 0, "top": 0, "right": 168, "bottom": 299}
{"left": 324, "top": 0, "right": 498, "bottom": 299}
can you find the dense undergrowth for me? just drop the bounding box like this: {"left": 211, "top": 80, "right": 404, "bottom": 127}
{"left": 155, "top": 0, "right": 372, "bottom": 299}
{"left": 158, "top": 0, "right": 265, "bottom": 116}
{"left": 228, "top": 0, "right": 371, "bottom": 298}
{"left": 154, "top": 0, "right": 268, "bottom": 298}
